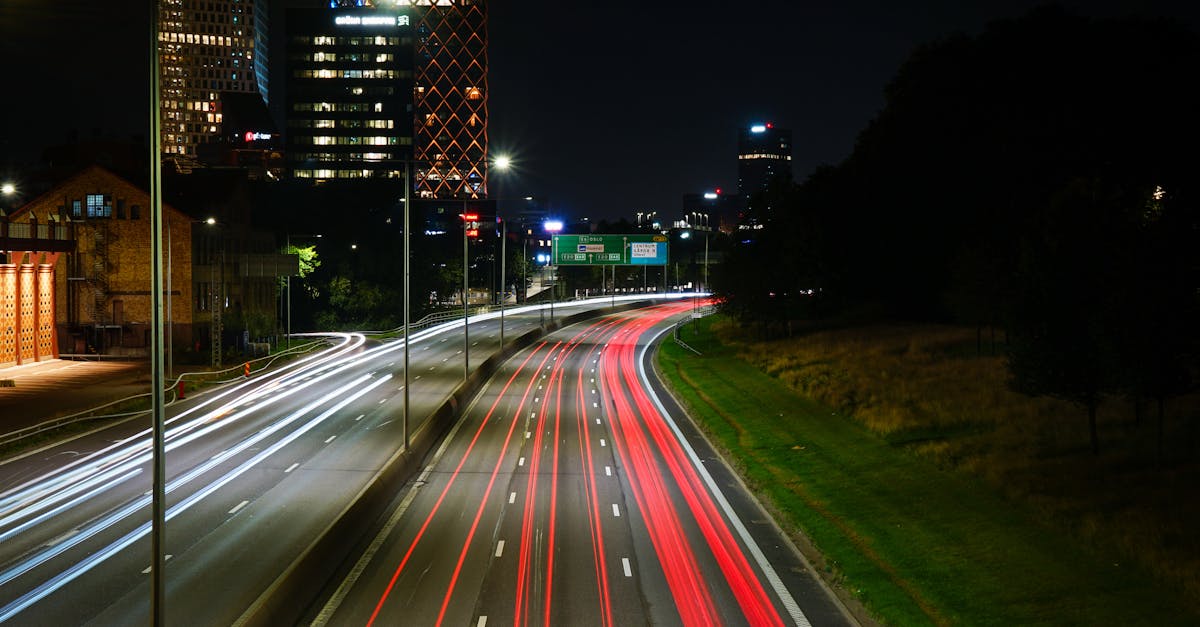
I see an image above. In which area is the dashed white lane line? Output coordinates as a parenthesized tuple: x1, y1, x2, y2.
(605, 466, 612, 476)
(596, 418, 601, 425)
(518, 457, 525, 467)
(355, 415, 364, 421)
(525, 431, 531, 439)
(495, 540, 505, 557)
(379, 398, 387, 404)
(477, 617, 488, 627)
(612, 503, 620, 517)
(325, 435, 337, 444)
(285, 462, 300, 473)
(509, 492, 517, 504)
(600, 438, 606, 447)
(622, 557, 632, 577)
(229, 500, 249, 515)
(142, 555, 173, 574)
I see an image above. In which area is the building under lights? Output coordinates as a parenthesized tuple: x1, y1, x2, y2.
(158, 0, 271, 164)
(285, 0, 489, 200)
(737, 123, 792, 208)
(285, 7, 415, 180)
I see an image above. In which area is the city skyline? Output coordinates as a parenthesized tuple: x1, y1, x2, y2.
(2, 0, 1198, 220)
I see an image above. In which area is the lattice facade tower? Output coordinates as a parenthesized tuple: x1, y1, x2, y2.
(159, 0, 269, 158)
(411, 0, 489, 199)
(313, 1, 488, 197)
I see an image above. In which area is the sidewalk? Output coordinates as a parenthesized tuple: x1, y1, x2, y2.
(0, 359, 151, 436)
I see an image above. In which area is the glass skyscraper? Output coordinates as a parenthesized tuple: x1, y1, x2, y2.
(159, 0, 270, 159)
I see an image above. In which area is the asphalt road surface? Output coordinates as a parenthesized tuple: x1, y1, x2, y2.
(0, 302, 590, 625)
(312, 302, 851, 627)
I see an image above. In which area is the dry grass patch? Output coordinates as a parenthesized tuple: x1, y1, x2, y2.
(712, 319, 1200, 608)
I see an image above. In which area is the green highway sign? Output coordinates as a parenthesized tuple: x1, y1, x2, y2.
(552, 234, 669, 266)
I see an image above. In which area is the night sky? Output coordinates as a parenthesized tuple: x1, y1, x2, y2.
(2, 0, 1197, 220)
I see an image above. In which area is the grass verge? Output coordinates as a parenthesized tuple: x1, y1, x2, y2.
(657, 315, 1199, 626)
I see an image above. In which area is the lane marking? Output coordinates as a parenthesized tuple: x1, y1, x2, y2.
(325, 435, 337, 444)
(622, 558, 632, 577)
(495, 540, 505, 558)
(637, 324, 811, 626)
(612, 503, 620, 517)
(228, 500, 249, 515)
(596, 418, 601, 425)
(141, 555, 173, 574)
(605, 466, 612, 476)
(600, 438, 606, 447)
(285, 462, 299, 473)
(44, 529, 80, 548)
(518, 457, 525, 467)
(477, 617, 487, 627)
(509, 492, 516, 504)
(312, 388, 475, 625)
(355, 414, 365, 421)
(379, 398, 387, 404)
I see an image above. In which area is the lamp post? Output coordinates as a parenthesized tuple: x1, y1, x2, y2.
(461, 208, 478, 383)
(544, 219, 563, 325)
(148, 3, 166, 620)
(489, 156, 513, 349)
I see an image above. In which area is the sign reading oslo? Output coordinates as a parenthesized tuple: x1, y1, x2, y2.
(552, 234, 668, 266)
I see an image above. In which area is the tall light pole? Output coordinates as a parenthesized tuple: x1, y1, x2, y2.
(490, 155, 513, 349)
(544, 219, 563, 325)
(499, 217, 506, 348)
(402, 164, 411, 451)
(461, 209, 478, 383)
(148, 0, 166, 621)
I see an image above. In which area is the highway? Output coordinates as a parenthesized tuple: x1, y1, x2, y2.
(0, 300, 629, 625)
(312, 301, 850, 627)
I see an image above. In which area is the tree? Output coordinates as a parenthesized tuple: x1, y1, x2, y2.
(1005, 179, 1129, 454)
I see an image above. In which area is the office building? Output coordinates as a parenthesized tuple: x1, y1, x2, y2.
(286, 1, 489, 200)
(159, 0, 271, 161)
(737, 123, 792, 203)
(412, 0, 489, 199)
(286, 7, 415, 180)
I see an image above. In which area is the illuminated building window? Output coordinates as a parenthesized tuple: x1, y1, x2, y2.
(85, 194, 112, 219)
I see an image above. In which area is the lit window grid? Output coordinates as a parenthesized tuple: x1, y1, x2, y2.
(157, 0, 267, 156)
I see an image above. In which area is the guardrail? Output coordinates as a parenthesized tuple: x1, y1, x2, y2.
(0, 340, 329, 448)
(672, 303, 717, 355)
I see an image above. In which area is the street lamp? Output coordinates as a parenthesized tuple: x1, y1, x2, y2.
(490, 155, 513, 349)
(461, 210, 479, 383)
(544, 219, 564, 324)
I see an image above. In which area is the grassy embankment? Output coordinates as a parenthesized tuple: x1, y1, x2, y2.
(657, 315, 1199, 626)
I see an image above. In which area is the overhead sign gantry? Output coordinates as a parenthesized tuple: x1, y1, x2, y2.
(552, 234, 669, 266)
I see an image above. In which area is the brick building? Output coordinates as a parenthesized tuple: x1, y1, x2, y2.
(5, 166, 194, 358)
